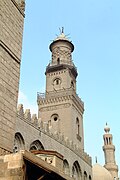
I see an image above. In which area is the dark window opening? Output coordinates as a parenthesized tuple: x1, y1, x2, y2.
(56, 79, 59, 85)
(57, 58, 60, 64)
(54, 117, 58, 121)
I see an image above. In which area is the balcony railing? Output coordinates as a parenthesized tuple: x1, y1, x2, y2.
(37, 88, 84, 106)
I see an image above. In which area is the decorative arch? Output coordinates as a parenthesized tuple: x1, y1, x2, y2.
(72, 161, 82, 180)
(29, 140, 44, 151)
(13, 132, 25, 153)
(63, 159, 70, 175)
(53, 76, 62, 86)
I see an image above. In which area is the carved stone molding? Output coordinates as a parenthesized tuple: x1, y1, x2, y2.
(39, 103, 71, 112)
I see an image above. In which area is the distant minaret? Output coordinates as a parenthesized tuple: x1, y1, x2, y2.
(103, 123, 118, 179)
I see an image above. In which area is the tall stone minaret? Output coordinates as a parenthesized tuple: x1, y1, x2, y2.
(103, 123, 118, 179)
(38, 29, 84, 149)
(0, 0, 25, 154)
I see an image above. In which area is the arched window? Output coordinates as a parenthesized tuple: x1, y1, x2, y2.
(50, 114, 60, 133)
(53, 78, 61, 86)
(63, 159, 70, 175)
(71, 81, 74, 88)
(57, 58, 60, 64)
(13, 132, 25, 153)
(89, 175, 92, 180)
(29, 140, 44, 151)
(51, 114, 59, 122)
(76, 118, 81, 141)
(72, 161, 82, 180)
(76, 118, 80, 136)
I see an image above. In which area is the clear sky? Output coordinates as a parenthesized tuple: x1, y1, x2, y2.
(18, 0, 120, 169)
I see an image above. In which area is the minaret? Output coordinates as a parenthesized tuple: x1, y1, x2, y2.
(37, 29, 84, 149)
(103, 123, 118, 179)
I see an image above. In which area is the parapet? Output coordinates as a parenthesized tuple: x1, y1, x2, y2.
(17, 104, 92, 165)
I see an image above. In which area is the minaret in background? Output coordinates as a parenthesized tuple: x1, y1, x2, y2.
(37, 29, 84, 149)
(0, 0, 25, 154)
(103, 123, 118, 179)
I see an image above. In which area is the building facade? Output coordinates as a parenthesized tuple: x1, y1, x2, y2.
(15, 31, 92, 179)
(0, 1, 119, 180)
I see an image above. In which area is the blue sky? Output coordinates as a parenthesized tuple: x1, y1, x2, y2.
(19, 0, 120, 169)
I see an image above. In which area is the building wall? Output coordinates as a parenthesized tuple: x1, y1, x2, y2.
(0, 0, 25, 153)
(15, 108, 92, 179)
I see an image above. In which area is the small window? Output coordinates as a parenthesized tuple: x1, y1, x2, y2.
(54, 116, 58, 121)
(57, 58, 60, 64)
(53, 78, 61, 86)
(71, 81, 74, 88)
(89, 175, 92, 180)
(76, 118, 80, 135)
(56, 79, 59, 85)
(51, 114, 59, 122)
(76, 118, 81, 141)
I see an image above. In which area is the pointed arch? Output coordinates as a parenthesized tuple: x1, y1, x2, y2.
(13, 132, 25, 153)
(29, 140, 44, 151)
(72, 161, 82, 180)
(63, 159, 70, 175)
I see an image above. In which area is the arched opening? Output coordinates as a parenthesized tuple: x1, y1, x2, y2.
(76, 118, 81, 141)
(76, 118, 80, 136)
(63, 159, 70, 175)
(106, 137, 108, 145)
(71, 81, 74, 88)
(89, 175, 92, 180)
(57, 58, 60, 64)
(13, 132, 25, 153)
(50, 113, 60, 133)
(84, 171, 87, 180)
(72, 161, 82, 180)
(29, 140, 44, 151)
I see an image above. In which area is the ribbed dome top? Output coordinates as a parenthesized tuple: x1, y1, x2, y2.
(93, 164, 113, 180)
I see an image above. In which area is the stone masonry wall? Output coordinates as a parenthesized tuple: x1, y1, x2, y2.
(0, 0, 25, 152)
(0, 152, 25, 180)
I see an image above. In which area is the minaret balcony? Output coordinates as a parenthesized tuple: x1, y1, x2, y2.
(37, 88, 84, 113)
(45, 63, 78, 79)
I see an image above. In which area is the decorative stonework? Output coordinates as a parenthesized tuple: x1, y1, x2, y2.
(52, 48, 72, 65)
(39, 103, 71, 112)
(37, 89, 84, 114)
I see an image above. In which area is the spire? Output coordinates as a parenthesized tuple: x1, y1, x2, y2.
(53, 27, 70, 42)
(104, 122, 110, 133)
(47, 29, 77, 79)
(103, 123, 118, 179)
